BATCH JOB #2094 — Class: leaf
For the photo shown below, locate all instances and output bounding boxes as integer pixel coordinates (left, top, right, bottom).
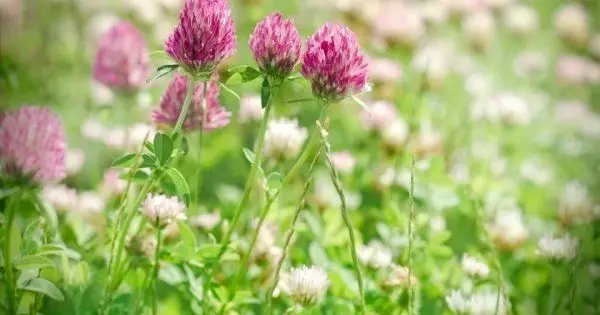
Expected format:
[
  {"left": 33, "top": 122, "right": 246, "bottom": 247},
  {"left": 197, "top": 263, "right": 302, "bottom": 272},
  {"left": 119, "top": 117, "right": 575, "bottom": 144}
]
[
  {"left": 242, "top": 148, "right": 256, "bottom": 165},
  {"left": 9, "top": 220, "right": 21, "bottom": 261},
  {"left": 177, "top": 221, "right": 197, "bottom": 260},
  {"left": 20, "top": 278, "right": 64, "bottom": 301},
  {"left": 430, "top": 245, "right": 453, "bottom": 258},
  {"left": 147, "top": 64, "right": 179, "bottom": 83},
  {"left": 217, "top": 82, "right": 240, "bottom": 100},
  {"left": 144, "top": 141, "right": 155, "bottom": 153},
  {"left": 302, "top": 212, "right": 323, "bottom": 238},
  {"left": 70, "top": 261, "right": 90, "bottom": 285},
  {"left": 195, "top": 244, "right": 221, "bottom": 261},
  {"left": 164, "top": 167, "right": 191, "bottom": 206},
  {"left": 0, "top": 187, "right": 20, "bottom": 200},
  {"left": 261, "top": 77, "right": 271, "bottom": 108},
  {"left": 153, "top": 132, "right": 174, "bottom": 165},
  {"left": 111, "top": 154, "right": 136, "bottom": 167},
  {"left": 37, "top": 244, "right": 81, "bottom": 260},
  {"left": 287, "top": 98, "right": 314, "bottom": 104},
  {"left": 226, "top": 66, "right": 261, "bottom": 85},
  {"left": 15, "top": 255, "right": 54, "bottom": 270},
  {"left": 350, "top": 95, "right": 370, "bottom": 111},
  {"left": 309, "top": 242, "right": 328, "bottom": 266},
  {"left": 140, "top": 154, "right": 157, "bottom": 168},
  {"left": 266, "top": 172, "right": 283, "bottom": 191}
]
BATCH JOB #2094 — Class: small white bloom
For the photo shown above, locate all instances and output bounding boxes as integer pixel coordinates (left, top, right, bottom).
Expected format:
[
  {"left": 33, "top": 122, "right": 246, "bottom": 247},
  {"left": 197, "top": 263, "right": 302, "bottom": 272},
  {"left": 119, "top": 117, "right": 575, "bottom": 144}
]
[
  {"left": 430, "top": 215, "right": 447, "bottom": 233},
  {"left": 382, "top": 119, "right": 410, "bottom": 151},
  {"left": 190, "top": 211, "right": 221, "bottom": 230},
  {"left": 251, "top": 220, "right": 278, "bottom": 259},
  {"left": 330, "top": 151, "right": 356, "bottom": 174},
  {"left": 558, "top": 181, "right": 595, "bottom": 225},
  {"left": 142, "top": 194, "right": 187, "bottom": 227},
  {"left": 104, "top": 127, "right": 127, "bottom": 149},
  {"left": 238, "top": 94, "right": 264, "bottom": 123},
  {"left": 461, "top": 254, "right": 490, "bottom": 278},
  {"left": 554, "top": 3, "right": 589, "bottom": 46},
  {"left": 368, "top": 57, "right": 403, "bottom": 84},
  {"left": 66, "top": 149, "right": 85, "bottom": 176},
  {"left": 468, "top": 290, "right": 509, "bottom": 315},
  {"left": 513, "top": 51, "right": 547, "bottom": 78},
  {"left": 127, "top": 123, "right": 156, "bottom": 149},
  {"left": 446, "top": 290, "right": 470, "bottom": 314},
  {"left": 383, "top": 264, "right": 417, "bottom": 288},
  {"left": 312, "top": 174, "right": 361, "bottom": 210},
  {"left": 358, "top": 240, "right": 393, "bottom": 269},
  {"left": 81, "top": 119, "right": 106, "bottom": 141},
  {"left": 77, "top": 191, "right": 106, "bottom": 215},
  {"left": 519, "top": 158, "right": 552, "bottom": 185},
  {"left": 489, "top": 209, "right": 529, "bottom": 250},
  {"left": 264, "top": 118, "right": 308, "bottom": 161},
  {"left": 360, "top": 100, "right": 398, "bottom": 133},
  {"left": 537, "top": 234, "right": 578, "bottom": 261},
  {"left": 280, "top": 265, "right": 329, "bottom": 306},
  {"left": 462, "top": 10, "right": 495, "bottom": 51},
  {"left": 90, "top": 81, "right": 114, "bottom": 105},
  {"left": 412, "top": 121, "right": 443, "bottom": 156},
  {"left": 42, "top": 185, "right": 78, "bottom": 213},
  {"left": 502, "top": 4, "right": 538, "bottom": 37}
]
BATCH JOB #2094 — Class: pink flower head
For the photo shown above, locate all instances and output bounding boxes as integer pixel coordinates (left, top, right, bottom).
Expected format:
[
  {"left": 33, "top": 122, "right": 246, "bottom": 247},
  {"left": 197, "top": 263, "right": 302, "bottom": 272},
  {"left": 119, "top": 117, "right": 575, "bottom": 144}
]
[
  {"left": 301, "top": 23, "right": 368, "bottom": 102},
  {"left": 0, "top": 106, "right": 66, "bottom": 184},
  {"left": 165, "top": 0, "right": 237, "bottom": 79},
  {"left": 152, "top": 74, "right": 231, "bottom": 132},
  {"left": 249, "top": 13, "right": 302, "bottom": 78},
  {"left": 93, "top": 21, "right": 149, "bottom": 91}
]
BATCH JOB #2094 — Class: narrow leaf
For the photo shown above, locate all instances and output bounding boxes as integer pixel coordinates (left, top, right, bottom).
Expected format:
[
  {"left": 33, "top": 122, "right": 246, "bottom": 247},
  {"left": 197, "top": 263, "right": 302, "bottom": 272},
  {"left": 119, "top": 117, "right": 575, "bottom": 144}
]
[
  {"left": 218, "top": 82, "right": 240, "bottom": 100},
  {"left": 164, "top": 167, "right": 191, "bottom": 206},
  {"left": 111, "top": 154, "right": 137, "bottom": 167},
  {"left": 287, "top": 98, "right": 314, "bottom": 104},
  {"left": 350, "top": 95, "right": 370, "bottom": 112},
  {"left": 226, "top": 66, "right": 261, "bottom": 85},
  {"left": 146, "top": 64, "right": 179, "bottom": 83},
  {"left": 242, "top": 148, "right": 256, "bottom": 165},
  {"left": 153, "top": 132, "right": 174, "bottom": 165},
  {"left": 20, "top": 278, "right": 64, "bottom": 301},
  {"left": 261, "top": 77, "right": 271, "bottom": 108}
]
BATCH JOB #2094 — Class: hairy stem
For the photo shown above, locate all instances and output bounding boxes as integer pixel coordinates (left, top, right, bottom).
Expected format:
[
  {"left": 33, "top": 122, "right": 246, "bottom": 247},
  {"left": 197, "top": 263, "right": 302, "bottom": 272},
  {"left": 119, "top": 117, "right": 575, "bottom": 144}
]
[
  {"left": 407, "top": 150, "right": 416, "bottom": 315},
  {"left": 3, "top": 191, "right": 20, "bottom": 315},
  {"left": 172, "top": 77, "right": 196, "bottom": 137},
  {"left": 318, "top": 120, "right": 367, "bottom": 314},
  {"left": 150, "top": 228, "right": 163, "bottom": 315},
  {"left": 195, "top": 81, "right": 209, "bottom": 205},
  {"left": 265, "top": 143, "right": 323, "bottom": 313}
]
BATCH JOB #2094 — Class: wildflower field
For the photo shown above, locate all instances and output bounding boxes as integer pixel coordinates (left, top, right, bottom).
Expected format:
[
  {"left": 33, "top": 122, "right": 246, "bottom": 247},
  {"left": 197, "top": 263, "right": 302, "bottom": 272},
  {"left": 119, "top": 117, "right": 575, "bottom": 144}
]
[{"left": 1, "top": 0, "right": 600, "bottom": 314}]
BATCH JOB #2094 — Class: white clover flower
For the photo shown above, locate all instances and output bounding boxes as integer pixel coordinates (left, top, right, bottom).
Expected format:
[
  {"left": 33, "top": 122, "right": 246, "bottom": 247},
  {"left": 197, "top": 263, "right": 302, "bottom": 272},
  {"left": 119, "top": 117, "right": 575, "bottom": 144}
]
[
  {"left": 446, "top": 290, "right": 470, "bottom": 314},
  {"left": 513, "top": 51, "right": 547, "bottom": 78},
  {"left": 251, "top": 219, "right": 278, "bottom": 259},
  {"left": 502, "top": 4, "right": 538, "bottom": 37},
  {"left": 190, "top": 211, "right": 221, "bottom": 230},
  {"left": 461, "top": 254, "right": 490, "bottom": 278},
  {"left": 90, "top": 81, "right": 114, "bottom": 105},
  {"left": 358, "top": 240, "right": 393, "bottom": 269},
  {"left": 558, "top": 181, "right": 596, "bottom": 225},
  {"left": 127, "top": 123, "right": 156, "bottom": 149},
  {"left": 554, "top": 3, "right": 589, "bottom": 46},
  {"left": 100, "top": 168, "right": 127, "bottom": 198},
  {"left": 104, "top": 127, "right": 127, "bottom": 149},
  {"left": 537, "top": 234, "right": 578, "bottom": 261},
  {"left": 142, "top": 194, "right": 187, "bottom": 227},
  {"left": 81, "top": 118, "right": 106, "bottom": 141},
  {"left": 264, "top": 118, "right": 308, "bottom": 161},
  {"left": 330, "top": 151, "right": 356, "bottom": 175},
  {"left": 413, "top": 41, "right": 454, "bottom": 89},
  {"left": 412, "top": 121, "right": 443, "bottom": 157},
  {"left": 41, "top": 185, "right": 78, "bottom": 213},
  {"left": 430, "top": 215, "right": 447, "bottom": 234},
  {"left": 367, "top": 56, "right": 403, "bottom": 84},
  {"left": 468, "top": 290, "right": 509, "bottom": 315},
  {"left": 382, "top": 119, "right": 410, "bottom": 151},
  {"left": 489, "top": 209, "right": 529, "bottom": 250},
  {"left": 519, "top": 158, "right": 552, "bottom": 185},
  {"left": 66, "top": 149, "right": 85, "bottom": 176},
  {"left": 462, "top": 10, "right": 495, "bottom": 51},
  {"left": 77, "top": 191, "right": 106, "bottom": 215},
  {"left": 383, "top": 264, "right": 418, "bottom": 288},
  {"left": 238, "top": 94, "right": 263, "bottom": 123},
  {"left": 372, "top": 2, "right": 425, "bottom": 47},
  {"left": 280, "top": 265, "right": 329, "bottom": 306},
  {"left": 312, "top": 173, "right": 361, "bottom": 210},
  {"left": 360, "top": 100, "right": 398, "bottom": 133}
]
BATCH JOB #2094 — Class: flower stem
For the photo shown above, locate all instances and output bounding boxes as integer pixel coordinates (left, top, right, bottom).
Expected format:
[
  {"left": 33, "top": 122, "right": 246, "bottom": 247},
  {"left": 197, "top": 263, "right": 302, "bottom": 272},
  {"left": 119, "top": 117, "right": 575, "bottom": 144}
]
[
  {"left": 318, "top": 118, "right": 367, "bottom": 314},
  {"left": 217, "top": 84, "right": 276, "bottom": 258},
  {"left": 149, "top": 228, "right": 163, "bottom": 315},
  {"left": 194, "top": 81, "right": 208, "bottom": 206},
  {"left": 265, "top": 143, "right": 323, "bottom": 314},
  {"left": 172, "top": 77, "right": 196, "bottom": 137},
  {"left": 407, "top": 150, "right": 416, "bottom": 315},
  {"left": 546, "top": 264, "right": 558, "bottom": 315},
  {"left": 3, "top": 191, "right": 20, "bottom": 315}
]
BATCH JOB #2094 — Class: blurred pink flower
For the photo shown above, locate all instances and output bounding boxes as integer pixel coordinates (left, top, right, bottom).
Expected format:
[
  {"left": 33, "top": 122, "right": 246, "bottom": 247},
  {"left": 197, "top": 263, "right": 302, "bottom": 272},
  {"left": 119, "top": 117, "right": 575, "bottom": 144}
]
[
  {"left": 101, "top": 168, "right": 127, "bottom": 198},
  {"left": 367, "top": 56, "right": 403, "bottom": 84},
  {"left": 249, "top": 13, "right": 301, "bottom": 78},
  {"left": 372, "top": 2, "right": 425, "bottom": 47},
  {"left": 152, "top": 74, "right": 231, "bottom": 132},
  {"left": 330, "top": 151, "right": 356, "bottom": 174},
  {"left": 0, "top": 106, "right": 66, "bottom": 184},
  {"left": 301, "top": 23, "right": 368, "bottom": 102},
  {"left": 556, "top": 55, "right": 596, "bottom": 86},
  {"left": 93, "top": 21, "right": 149, "bottom": 91},
  {"left": 360, "top": 100, "right": 398, "bottom": 133},
  {"left": 165, "top": 0, "right": 236, "bottom": 78}
]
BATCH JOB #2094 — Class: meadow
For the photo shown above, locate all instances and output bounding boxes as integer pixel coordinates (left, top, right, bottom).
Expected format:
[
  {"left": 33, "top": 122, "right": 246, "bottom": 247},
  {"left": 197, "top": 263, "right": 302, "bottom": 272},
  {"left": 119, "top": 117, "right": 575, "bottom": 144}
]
[{"left": 1, "top": 0, "right": 600, "bottom": 314}]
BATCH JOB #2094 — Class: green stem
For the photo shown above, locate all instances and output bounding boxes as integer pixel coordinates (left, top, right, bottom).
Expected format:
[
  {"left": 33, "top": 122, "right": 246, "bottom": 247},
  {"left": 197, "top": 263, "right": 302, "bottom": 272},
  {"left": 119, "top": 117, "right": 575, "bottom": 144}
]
[
  {"left": 547, "top": 264, "right": 558, "bottom": 315},
  {"left": 195, "top": 81, "right": 209, "bottom": 206},
  {"left": 149, "top": 228, "right": 163, "bottom": 315},
  {"left": 217, "top": 84, "right": 276, "bottom": 258},
  {"left": 3, "top": 192, "right": 19, "bottom": 315},
  {"left": 319, "top": 117, "right": 367, "bottom": 314},
  {"left": 407, "top": 150, "right": 416, "bottom": 315},
  {"left": 172, "top": 77, "right": 196, "bottom": 137},
  {"left": 265, "top": 143, "right": 323, "bottom": 314}
]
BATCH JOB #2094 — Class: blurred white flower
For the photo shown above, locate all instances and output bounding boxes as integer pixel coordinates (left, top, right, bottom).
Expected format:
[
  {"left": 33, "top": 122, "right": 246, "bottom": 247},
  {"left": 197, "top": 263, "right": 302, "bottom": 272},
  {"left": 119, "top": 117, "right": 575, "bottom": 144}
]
[
  {"left": 489, "top": 209, "right": 529, "bottom": 250},
  {"left": 190, "top": 211, "right": 221, "bottom": 230},
  {"left": 556, "top": 55, "right": 594, "bottom": 86},
  {"left": 461, "top": 254, "right": 490, "bottom": 278},
  {"left": 81, "top": 118, "right": 106, "bottom": 141},
  {"left": 87, "top": 13, "right": 119, "bottom": 39},
  {"left": 485, "top": 0, "right": 515, "bottom": 9},
  {"left": 450, "top": 163, "right": 471, "bottom": 184},
  {"left": 127, "top": 123, "right": 156, "bottom": 149},
  {"left": 446, "top": 290, "right": 470, "bottom": 314},
  {"left": 238, "top": 94, "right": 264, "bottom": 123},
  {"left": 590, "top": 35, "right": 600, "bottom": 59},
  {"left": 513, "top": 51, "right": 547, "bottom": 78},
  {"left": 42, "top": 185, "right": 78, "bottom": 213},
  {"left": 66, "top": 149, "right": 85, "bottom": 176},
  {"left": 471, "top": 93, "right": 531, "bottom": 125},
  {"left": 104, "top": 127, "right": 127, "bottom": 149},
  {"left": 264, "top": 118, "right": 308, "bottom": 161},
  {"left": 360, "top": 100, "right": 398, "bottom": 133},
  {"left": 126, "top": 0, "right": 161, "bottom": 24},
  {"left": 279, "top": 265, "right": 329, "bottom": 306},
  {"left": 468, "top": 289, "right": 509, "bottom": 315},
  {"left": 502, "top": 4, "right": 538, "bottom": 37},
  {"left": 383, "top": 264, "right": 418, "bottom": 288},
  {"left": 413, "top": 41, "right": 454, "bottom": 89},
  {"left": 554, "top": 3, "right": 589, "bottom": 46},
  {"left": 418, "top": 0, "right": 449, "bottom": 24},
  {"left": 430, "top": 215, "right": 447, "bottom": 233},
  {"left": 373, "top": 2, "right": 425, "bottom": 47},
  {"left": 142, "top": 194, "right": 187, "bottom": 227},
  {"left": 382, "top": 119, "right": 410, "bottom": 151},
  {"left": 558, "top": 181, "right": 596, "bottom": 225},
  {"left": 519, "top": 158, "right": 552, "bottom": 185},
  {"left": 100, "top": 168, "right": 127, "bottom": 198},
  {"left": 367, "top": 56, "right": 403, "bottom": 84},
  {"left": 90, "top": 81, "right": 114, "bottom": 105},
  {"left": 77, "top": 191, "right": 106, "bottom": 215},
  {"left": 312, "top": 174, "right": 361, "bottom": 210},
  {"left": 462, "top": 10, "right": 495, "bottom": 51},
  {"left": 251, "top": 219, "right": 277, "bottom": 259},
  {"left": 412, "top": 121, "right": 443, "bottom": 157},
  {"left": 358, "top": 240, "right": 393, "bottom": 269},
  {"left": 330, "top": 151, "right": 356, "bottom": 175},
  {"left": 537, "top": 234, "right": 578, "bottom": 261}
]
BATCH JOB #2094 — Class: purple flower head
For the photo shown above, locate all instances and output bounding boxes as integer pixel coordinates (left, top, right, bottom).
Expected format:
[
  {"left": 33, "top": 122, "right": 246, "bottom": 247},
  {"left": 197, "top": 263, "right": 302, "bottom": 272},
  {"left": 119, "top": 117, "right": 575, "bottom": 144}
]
[
  {"left": 165, "top": 0, "right": 237, "bottom": 79},
  {"left": 249, "top": 13, "right": 302, "bottom": 78},
  {"left": 301, "top": 23, "right": 368, "bottom": 102},
  {"left": 152, "top": 74, "right": 231, "bottom": 132},
  {"left": 0, "top": 106, "right": 67, "bottom": 184},
  {"left": 93, "top": 21, "right": 150, "bottom": 91}
]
